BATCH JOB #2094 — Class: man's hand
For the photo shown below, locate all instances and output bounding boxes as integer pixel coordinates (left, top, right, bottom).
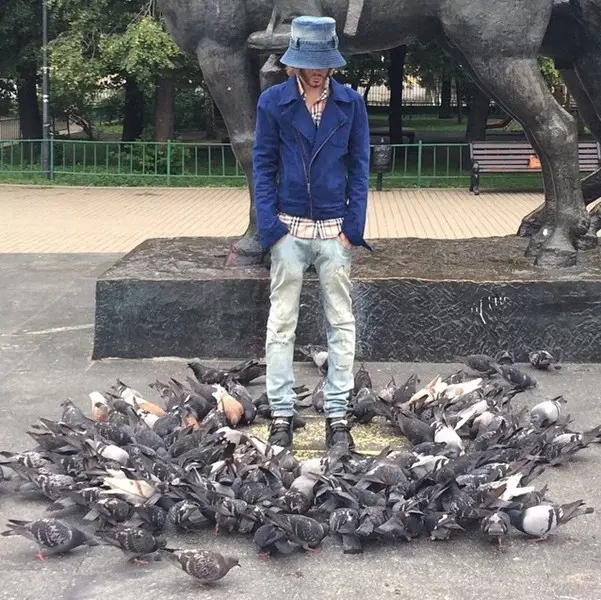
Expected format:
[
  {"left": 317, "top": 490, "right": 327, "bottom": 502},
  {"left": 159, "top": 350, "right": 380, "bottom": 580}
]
[{"left": 338, "top": 232, "right": 353, "bottom": 250}]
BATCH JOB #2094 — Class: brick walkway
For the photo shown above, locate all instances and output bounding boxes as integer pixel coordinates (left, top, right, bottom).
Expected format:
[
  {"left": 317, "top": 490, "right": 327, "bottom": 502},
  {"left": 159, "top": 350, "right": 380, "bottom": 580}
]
[{"left": 0, "top": 185, "right": 542, "bottom": 253}]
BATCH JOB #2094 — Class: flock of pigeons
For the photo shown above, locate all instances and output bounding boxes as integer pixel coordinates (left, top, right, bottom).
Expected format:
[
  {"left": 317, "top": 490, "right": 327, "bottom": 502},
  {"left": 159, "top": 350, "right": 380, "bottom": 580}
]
[{"left": 0, "top": 349, "right": 598, "bottom": 585}]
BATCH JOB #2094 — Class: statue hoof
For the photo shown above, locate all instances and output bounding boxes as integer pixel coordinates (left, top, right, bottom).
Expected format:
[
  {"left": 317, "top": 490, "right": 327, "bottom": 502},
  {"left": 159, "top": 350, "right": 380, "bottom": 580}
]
[{"left": 533, "top": 246, "right": 577, "bottom": 268}]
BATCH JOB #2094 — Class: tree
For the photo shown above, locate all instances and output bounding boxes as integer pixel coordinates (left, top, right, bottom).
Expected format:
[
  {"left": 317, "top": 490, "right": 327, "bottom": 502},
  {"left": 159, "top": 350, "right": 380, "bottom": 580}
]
[
  {"left": 339, "top": 53, "right": 387, "bottom": 104},
  {"left": 388, "top": 46, "right": 407, "bottom": 144},
  {"left": 0, "top": 0, "right": 43, "bottom": 140},
  {"left": 101, "top": 12, "right": 186, "bottom": 141}
]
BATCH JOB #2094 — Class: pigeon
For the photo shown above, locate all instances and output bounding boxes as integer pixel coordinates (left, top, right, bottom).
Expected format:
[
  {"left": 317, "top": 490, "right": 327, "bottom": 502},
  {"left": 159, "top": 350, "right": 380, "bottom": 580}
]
[
  {"left": 160, "top": 548, "right": 240, "bottom": 583},
  {"left": 530, "top": 396, "right": 566, "bottom": 428},
  {"left": 495, "top": 365, "right": 537, "bottom": 390},
  {"left": 390, "top": 374, "right": 420, "bottom": 406},
  {"left": 253, "top": 523, "right": 297, "bottom": 556},
  {"left": 506, "top": 500, "right": 594, "bottom": 540},
  {"left": 390, "top": 406, "right": 434, "bottom": 446},
  {"left": 348, "top": 387, "right": 381, "bottom": 424},
  {"left": 457, "top": 354, "right": 499, "bottom": 376},
  {"left": 298, "top": 344, "right": 328, "bottom": 373},
  {"left": 432, "top": 414, "right": 465, "bottom": 457},
  {"left": 212, "top": 385, "right": 245, "bottom": 427},
  {"left": 60, "top": 399, "right": 90, "bottom": 427},
  {"left": 329, "top": 508, "right": 362, "bottom": 554},
  {"left": 528, "top": 350, "right": 560, "bottom": 371},
  {"left": 280, "top": 475, "right": 317, "bottom": 514},
  {"left": 481, "top": 511, "right": 511, "bottom": 550},
  {"left": 167, "top": 500, "right": 210, "bottom": 532},
  {"left": 228, "top": 359, "right": 266, "bottom": 385},
  {"left": 312, "top": 377, "right": 326, "bottom": 413},
  {"left": 494, "top": 350, "right": 515, "bottom": 366},
  {"left": 96, "top": 526, "right": 166, "bottom": 562},
  {"left": 424, "top": 512, "right": 464, "bottom": 541},
  {"left": 188, "top": 361, "right": 230, "bottom": 385},
  {"left": 84, "top": 497, "right": 133, "bottom": 526},
  {"left": 2, "top": 518, "right": 98, "bottom": 560},
  {"left": 265, "top": 511, "right": 328, "bottom": 551},
  {"left": 354, "top": 364, "right": 372, "bottom": 392}
]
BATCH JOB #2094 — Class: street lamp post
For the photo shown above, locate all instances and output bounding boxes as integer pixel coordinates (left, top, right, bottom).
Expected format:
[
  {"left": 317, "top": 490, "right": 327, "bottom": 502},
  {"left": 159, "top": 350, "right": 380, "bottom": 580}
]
[{"left": 41, "top": 0, "right": 51, "bottom": 179}]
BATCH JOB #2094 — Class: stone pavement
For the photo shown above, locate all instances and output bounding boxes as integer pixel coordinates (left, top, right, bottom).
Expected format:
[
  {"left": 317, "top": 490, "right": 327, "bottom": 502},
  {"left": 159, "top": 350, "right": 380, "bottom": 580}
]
[
  {"left": 0, "top": 185, "right": 542, "bottom": 252},
  {"left": 0, "top": 254, "right": 600, "bottom": 600}
]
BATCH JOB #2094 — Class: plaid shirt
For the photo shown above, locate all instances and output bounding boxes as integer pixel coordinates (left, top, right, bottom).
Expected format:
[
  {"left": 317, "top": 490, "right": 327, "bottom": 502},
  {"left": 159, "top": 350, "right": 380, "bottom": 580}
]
[{"left": 279, "top": 76, "right": 342, "bottom": 240}]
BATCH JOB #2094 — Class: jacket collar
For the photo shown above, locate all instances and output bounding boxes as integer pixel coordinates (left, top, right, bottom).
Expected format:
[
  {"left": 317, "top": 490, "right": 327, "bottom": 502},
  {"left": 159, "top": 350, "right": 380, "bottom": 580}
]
[{"left": 279, "top": 76, "right": 352, "bottom": 149}]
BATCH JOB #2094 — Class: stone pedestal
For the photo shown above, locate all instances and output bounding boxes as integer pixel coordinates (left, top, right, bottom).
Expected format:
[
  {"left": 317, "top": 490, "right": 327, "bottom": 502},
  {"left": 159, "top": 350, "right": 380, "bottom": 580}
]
[{"left": 92, "top": 236, "right": 601, "bottom": 361}]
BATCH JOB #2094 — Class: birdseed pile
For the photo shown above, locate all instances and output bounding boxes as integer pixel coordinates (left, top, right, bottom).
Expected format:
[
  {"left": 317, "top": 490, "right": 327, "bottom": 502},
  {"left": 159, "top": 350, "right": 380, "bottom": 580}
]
[{"left": 0, "top": 351, "right": 599, "bottom": 585}]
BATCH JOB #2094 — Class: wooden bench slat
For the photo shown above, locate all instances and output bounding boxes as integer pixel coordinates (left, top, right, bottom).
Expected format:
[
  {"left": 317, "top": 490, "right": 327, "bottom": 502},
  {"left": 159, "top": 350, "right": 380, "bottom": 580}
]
[{"left": 469, "top": 141, "right": 600, "bottom": 192}]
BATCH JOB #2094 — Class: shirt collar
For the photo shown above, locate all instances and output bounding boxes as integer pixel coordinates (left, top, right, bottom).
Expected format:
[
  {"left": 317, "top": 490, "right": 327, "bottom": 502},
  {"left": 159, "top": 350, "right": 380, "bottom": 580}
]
[{"left": 296, "top": 75, "right": 330, "bottom": 101}]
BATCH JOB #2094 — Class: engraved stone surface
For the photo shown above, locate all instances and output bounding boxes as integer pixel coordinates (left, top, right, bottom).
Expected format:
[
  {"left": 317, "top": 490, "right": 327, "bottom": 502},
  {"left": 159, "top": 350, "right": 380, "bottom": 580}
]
[{"left": 93, "top": 236, "right": 601, "bottom": 361}]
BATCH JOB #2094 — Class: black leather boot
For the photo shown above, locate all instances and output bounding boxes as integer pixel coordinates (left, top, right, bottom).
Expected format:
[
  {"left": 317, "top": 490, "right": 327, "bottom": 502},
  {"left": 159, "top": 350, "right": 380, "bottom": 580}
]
[{"left": 325, "top": 418, "right": 355, "bottom": 450}]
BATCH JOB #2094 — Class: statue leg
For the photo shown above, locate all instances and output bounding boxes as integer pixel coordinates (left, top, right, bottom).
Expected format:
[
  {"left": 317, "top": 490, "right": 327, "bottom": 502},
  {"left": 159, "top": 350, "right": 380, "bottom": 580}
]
[
  {"left": 454, "top": 57, "right": 588, "bottom": 267},
  {"left": 561, "top": 66, "right": 601, "bottom": 249},
  {"left": 196, "top": 44, "right": 263, "bottom": 266},
  {"left": 518, "top": 52, "right": 601, "bottom": 243}
]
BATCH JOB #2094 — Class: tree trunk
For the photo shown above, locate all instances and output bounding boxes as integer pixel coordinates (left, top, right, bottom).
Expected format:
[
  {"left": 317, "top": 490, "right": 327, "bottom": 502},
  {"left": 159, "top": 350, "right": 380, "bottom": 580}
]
[
  {"left": 154, "top": 77, "right": 175, "bottom": 142},
  {"left": 201, "top": 81, "right": 217, "bottom": 140},
  {"left": 438, "top": 73, "right": 453, "bottom": 119},
  {"left": 455, "top": 78, "right": 463, "bottom": 124},
  {"left": 362, "top": 84, "right": 371, "bottom": 105},
  {"left": 465, "top": 85, "right": 490, "bottom": 141},
  {"left": 388, "top": 45, "right": 407, "bottom": 144},
  {"left": 16, "top": 66, "right": 42, "bottom": 140},
  {"left": 122, "top": 77, "right": 145, "bottom": 142}
]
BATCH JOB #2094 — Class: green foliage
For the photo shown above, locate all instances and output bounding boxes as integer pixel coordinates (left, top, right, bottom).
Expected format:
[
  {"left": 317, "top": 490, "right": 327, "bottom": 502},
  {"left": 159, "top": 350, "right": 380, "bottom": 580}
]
[
  {"left": 101, "top": 16, "right": 182, "bottom": 85},
  {"left": 0, "top": 0, "right": 42, "bottom": 74},
  {"left": 340, "top": 53, "right": 387, "bottom": 90},
  {"left": 538, "top": 57, "right": 562, "bottom": 90}
]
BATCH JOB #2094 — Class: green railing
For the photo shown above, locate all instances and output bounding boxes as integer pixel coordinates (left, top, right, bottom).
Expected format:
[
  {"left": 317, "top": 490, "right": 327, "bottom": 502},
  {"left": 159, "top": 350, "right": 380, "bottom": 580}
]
[{"left": 0, "top": 138, "right": 540, "bottom": 189}]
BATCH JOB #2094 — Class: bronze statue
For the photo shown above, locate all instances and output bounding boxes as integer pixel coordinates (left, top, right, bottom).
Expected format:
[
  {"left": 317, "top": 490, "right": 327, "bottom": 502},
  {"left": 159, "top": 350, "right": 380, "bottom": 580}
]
[{"left": 158, "top": 0, "right": 601, "bottom": 268}]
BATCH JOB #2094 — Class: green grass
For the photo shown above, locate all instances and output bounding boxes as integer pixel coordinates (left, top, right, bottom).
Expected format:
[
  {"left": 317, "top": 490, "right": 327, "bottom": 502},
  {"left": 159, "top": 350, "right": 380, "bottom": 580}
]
[{"left": 0, "top": 169, "right": 543, "bottom": 191}]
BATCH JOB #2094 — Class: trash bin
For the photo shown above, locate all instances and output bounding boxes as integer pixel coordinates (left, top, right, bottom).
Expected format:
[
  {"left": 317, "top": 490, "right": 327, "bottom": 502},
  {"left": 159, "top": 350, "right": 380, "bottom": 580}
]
[{"left": 371, "top": 137, "right": 393, "bottom": 191}]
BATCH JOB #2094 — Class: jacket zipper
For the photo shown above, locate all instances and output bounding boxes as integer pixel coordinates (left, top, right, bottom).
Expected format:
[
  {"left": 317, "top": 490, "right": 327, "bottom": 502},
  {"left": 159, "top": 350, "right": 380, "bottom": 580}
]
[{"left": 295, "top": 123, "right": 345, "bottom": 220}]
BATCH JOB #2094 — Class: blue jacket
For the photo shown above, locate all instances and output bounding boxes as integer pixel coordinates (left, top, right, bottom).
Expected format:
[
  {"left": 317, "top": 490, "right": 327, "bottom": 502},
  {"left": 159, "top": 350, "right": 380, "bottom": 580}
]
[{"left": 253, "top": 76, "right": 371, "bottom": 250}]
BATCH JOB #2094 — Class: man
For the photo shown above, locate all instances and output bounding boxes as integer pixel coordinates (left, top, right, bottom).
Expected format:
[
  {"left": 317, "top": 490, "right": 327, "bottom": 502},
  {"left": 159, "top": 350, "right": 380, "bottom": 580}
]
[{"left": 253, "top": 16, "right": 370, "bottom": 450}]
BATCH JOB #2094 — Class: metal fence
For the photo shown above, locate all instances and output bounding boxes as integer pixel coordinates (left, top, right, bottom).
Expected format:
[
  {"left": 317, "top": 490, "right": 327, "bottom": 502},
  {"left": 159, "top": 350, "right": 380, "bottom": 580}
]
[
  {"left": 0, "top": 139, "right": 474, "bottom": 186},
  {"left": 359, "top": 84, "right": 461, "bottom": 108}
]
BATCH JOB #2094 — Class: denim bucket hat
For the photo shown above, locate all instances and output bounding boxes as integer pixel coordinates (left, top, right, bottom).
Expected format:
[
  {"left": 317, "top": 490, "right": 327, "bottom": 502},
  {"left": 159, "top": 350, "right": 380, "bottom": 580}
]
[{"left": 280, "top": 16, "right": 346, "bottom": 69}]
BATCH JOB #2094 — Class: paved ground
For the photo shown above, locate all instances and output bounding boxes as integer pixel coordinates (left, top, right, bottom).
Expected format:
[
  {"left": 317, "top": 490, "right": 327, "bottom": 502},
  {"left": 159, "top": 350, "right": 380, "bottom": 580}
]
[
  {"left": 0, "top": 185, "right": 543, "bottom": 252},
  {"left": 0, "top": 254, "right": 600, "bottom": 600}
]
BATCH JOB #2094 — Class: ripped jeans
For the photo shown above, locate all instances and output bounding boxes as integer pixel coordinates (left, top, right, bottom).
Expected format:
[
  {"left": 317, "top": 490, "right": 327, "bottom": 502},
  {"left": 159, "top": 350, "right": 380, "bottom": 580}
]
[{"left": 266, "top": 234, "right": 355, "bottom": 418}]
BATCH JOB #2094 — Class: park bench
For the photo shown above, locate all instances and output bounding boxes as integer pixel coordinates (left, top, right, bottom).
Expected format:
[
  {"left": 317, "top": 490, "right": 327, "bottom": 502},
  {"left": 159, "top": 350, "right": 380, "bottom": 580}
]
[{"left": 469, "top": 140, "right": 601, "bottom": 194}]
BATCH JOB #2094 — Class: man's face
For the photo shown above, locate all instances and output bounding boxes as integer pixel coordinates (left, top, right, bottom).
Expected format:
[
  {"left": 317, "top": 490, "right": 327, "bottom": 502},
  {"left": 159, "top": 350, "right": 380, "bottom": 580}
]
[{"left": 299, "top": 68, "right": 330, "bottom": 88}]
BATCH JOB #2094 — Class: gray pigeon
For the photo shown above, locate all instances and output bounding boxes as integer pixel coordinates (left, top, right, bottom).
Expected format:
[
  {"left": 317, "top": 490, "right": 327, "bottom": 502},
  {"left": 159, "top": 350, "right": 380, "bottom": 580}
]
[
  {"left": 496, "top": 365, "right": 537, "bottom": 390},
  {"left": 160, "top": 548, "right": 240, "bottom": 583},
  {"left": 481, "top": 511, "right": 511, "bottom": 550},
  {"left": 2, "top": 518, "right": 97, "bottom": 559},
  {"left": 528, "top": 350, "right": 560, "bottom": 371},
  {"left": 95, "top": 526, "right": 166, "bottom": 562},
  {"left": 507, "top": 500, "right": 593, "bottom": 540},
  {"left": 329, "top": 508, "right": 362, "bottom": 554},
  {"left": 530, "top": 396, "right": 566, "bottom": 428},
  {"left": 457, "top": 354, "right": 499, "bottom": 375}
]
